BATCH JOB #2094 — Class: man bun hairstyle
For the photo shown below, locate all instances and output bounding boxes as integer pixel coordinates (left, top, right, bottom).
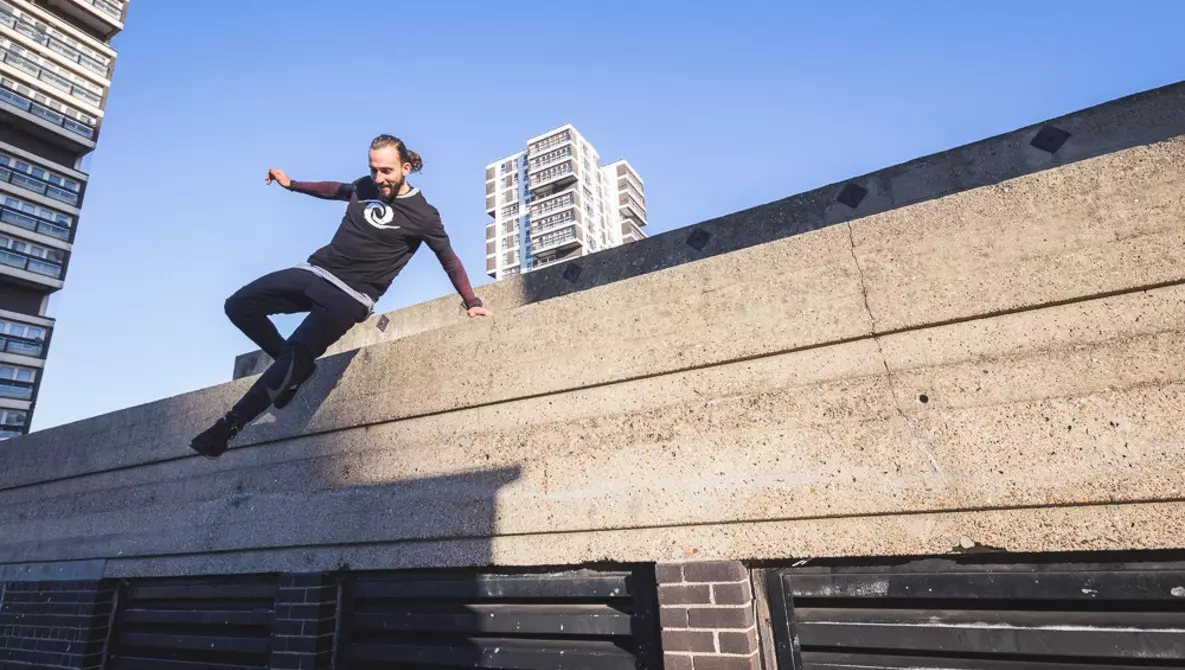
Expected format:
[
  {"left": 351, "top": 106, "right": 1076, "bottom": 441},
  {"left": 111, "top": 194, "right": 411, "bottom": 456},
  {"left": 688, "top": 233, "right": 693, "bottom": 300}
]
[{"left": 371, "top": 134, "right": 423, "bottom": 173}]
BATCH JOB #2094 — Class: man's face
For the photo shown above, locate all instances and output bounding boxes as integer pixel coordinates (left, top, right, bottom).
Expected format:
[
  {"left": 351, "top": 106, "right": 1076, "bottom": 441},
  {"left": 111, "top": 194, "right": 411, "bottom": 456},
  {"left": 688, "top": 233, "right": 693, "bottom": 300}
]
[{"left": 370, "top": 147, "right": 410, "bottom": 201}]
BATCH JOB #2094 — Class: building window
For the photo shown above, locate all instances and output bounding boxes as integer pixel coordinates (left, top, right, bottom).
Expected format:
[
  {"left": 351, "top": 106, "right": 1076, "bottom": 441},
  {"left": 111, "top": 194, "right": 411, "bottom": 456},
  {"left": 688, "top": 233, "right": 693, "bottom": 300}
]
[
  {"left": 0, "top": 234, "right": 64, "bottom": 277},
  {"left": 0, "top": 152, "right": 82, "bottom": 205},
  {"left": 0, "top": 38, "right": 105, "bottom": 107},
  {"left": 0, "top": 1, "right": 113, "bottom": 76}
]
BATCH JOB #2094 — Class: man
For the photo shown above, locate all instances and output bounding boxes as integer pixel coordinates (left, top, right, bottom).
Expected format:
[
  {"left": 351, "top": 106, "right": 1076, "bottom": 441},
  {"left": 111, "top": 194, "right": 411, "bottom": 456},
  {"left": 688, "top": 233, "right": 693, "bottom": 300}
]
[{"left": 189, "top": 134, "right": 489, "bottom": 458}]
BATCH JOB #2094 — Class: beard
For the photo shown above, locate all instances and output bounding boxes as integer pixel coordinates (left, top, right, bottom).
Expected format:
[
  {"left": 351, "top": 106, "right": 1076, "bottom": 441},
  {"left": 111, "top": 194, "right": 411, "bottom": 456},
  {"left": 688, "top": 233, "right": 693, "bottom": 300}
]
[{"left": 378, "top": 176, "right": 406, "bottom": 203}]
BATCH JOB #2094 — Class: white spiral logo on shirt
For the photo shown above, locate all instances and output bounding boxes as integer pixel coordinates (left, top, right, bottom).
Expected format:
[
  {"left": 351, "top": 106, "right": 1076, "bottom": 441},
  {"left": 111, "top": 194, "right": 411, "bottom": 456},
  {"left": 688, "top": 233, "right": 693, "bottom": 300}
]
[{"left": 362, "top": 201, "right": 398, "bottom": 229}]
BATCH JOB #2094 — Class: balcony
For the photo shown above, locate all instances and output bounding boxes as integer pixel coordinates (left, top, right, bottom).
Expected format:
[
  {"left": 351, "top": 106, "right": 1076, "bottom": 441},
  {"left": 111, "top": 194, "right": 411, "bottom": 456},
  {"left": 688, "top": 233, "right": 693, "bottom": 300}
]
[
  {"left": 40, "top": 0, "right": 124, "bottom": 40},
  {"left": 0, "top": 39, "right": 103, "bottom": 109},
  {"left": 0, "top": 76, "right": 96, "bottom": 151},
  {"left": 619, "top": 192, "right": 646, "bottom": 220},
  {"left": 529, "top": 190, "right": 577, "bottom": 218},
  {"left": 527, "top": 145, "right": 573, "bottom": 172},
  {"left": 0, "top": 377, "right": 32, "bottom": 400},
  {"left": 530, "top": 207, "right": 579, "bottom": 236},
  {"left": 531, "top": 224, "right": 581, "bottom": 255},
  {"left": 617, "top": 172, "right": 643, "bottom": 199},
  {"left": 0, "top": 1, "right": 113, "bottom": 78},
  {"left": 528, "top": 130, "right": 572, "bottom": 157},
  {"left": 0, "top": 199, "right": 73, "bottom": 241},
  {"left": 0, "top": 158, "right": 81, "bottom": 207},
  {"left": 0, "top": 241, "right": 65, "bottom": 285},
  {"left": 528, "top": 160, "right": 577, "bottom": 194},
  {"left": 0, "top": 332, "right": 44, "bottom": 358}
]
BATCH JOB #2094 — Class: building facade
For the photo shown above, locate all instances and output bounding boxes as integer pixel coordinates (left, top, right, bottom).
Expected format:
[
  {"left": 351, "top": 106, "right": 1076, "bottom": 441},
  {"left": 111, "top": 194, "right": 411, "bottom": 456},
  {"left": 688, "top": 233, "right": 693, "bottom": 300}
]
[
  {"left": 0, "top": 0, "right": 126, "bottom": 438},
  {"left": 485, "top": 124, "right": 647, "bottom": 280}
]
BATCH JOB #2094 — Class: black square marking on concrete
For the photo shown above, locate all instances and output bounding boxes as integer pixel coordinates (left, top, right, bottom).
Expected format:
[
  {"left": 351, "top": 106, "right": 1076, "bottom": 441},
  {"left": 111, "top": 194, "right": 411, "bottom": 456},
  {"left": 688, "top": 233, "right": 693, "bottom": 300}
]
[
  {"left": 376, "top": 315, "right": 389, "bottom": 332},
  {"left": 687, "top": 228, "right": 711, "bottom": 251},
  {"left": 1030, "top": 125, "right": 1071, "bottom": 154},
  {"left": 836, "top": 183, "right": 868, "bottom": 209},
  {"left": 562, "top": 263, "right": 583, "bottom": 283}
]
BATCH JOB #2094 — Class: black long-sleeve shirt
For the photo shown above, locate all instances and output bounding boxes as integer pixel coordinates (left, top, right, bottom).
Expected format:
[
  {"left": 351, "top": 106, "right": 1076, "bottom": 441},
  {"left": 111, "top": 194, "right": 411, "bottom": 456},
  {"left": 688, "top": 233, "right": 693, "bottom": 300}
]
[{"left": 287, "top": 177, "right": 482, "bottom": 309}]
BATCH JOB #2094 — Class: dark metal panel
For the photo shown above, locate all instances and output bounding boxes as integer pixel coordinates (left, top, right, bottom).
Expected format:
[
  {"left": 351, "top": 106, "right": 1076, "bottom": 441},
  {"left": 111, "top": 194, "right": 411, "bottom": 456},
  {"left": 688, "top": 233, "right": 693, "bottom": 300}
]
[
  {"left": 765, "top": 568, "right": 802, "bottom": 670},
  {"left": 110, "top": 657, "right": 266, "bottom": 670},
  {"left": 126, "top": 581, "right": 277, "bottom": 602},
  {"left": 105, "top": 574, "right": 276, "bottom": 670},
  {"left": 351, "top": 604, "right": 633, "bottom": 636},
  {"left": 787, "top": 569, "right": 1185, "bottom": 601},
  {"left": 769, "top": 560, "right": 1185, "bottom": 669},
  {"left": 340, "top": 566, "right": 658, "bottom": 670},
  {"left": 352, "top": 572, "right": 634, "bottom": 600},
  {"left": 119, "top": 608, "right": 273, "bottom": 627},
  {"left": 117, "top": 632, "right": 271, "bottom": 655},
  {"left": 349, "top": 638, "right": 640, "bottom": 670},
  {"left": 796, "top": 615, "right": 1185, "bottom": 660},
  {"left": 800, "top": 651, "right": 1185, "bottom": 670}
]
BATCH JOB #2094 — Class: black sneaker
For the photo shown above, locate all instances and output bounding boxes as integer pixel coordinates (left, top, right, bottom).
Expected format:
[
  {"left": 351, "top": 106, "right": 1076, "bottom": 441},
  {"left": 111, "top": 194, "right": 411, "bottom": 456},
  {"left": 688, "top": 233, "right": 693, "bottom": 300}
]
[
  {"left": 189, "top": 414, "right": 242, "bottom": 459},
  {"left": 272, "top": 361, "right": 317, "bottom": 410}
]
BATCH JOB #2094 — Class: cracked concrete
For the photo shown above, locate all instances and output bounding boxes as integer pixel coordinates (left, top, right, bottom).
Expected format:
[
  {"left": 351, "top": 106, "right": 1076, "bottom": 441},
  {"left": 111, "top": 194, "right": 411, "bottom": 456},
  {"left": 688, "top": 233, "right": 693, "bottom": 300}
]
[{"left": 848, "top": 219, "right": 949, "bottom": 483}]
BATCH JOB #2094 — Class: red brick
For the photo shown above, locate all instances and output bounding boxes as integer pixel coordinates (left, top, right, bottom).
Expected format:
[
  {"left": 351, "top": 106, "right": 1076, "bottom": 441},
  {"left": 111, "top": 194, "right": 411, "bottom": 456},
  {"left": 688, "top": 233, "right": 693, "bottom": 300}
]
[
  {"left": 718, "top": 629, "right": 758, "bottom": 655},
  {"left": 656, "top": 563, "right": 684, "bottom": 584},
  {"left": 658, "top": 584, "right": 711, "bottom": 606},
  {"left": 712, "top": 581, "right": 753, "bottom": 605},
  {"left": 688, "top": 606, "right": 754, "bottom": 629},
  {"left": 694, "top": 653, "right": 760, "bottom": 670},
  {"left": 662, "top": 629, "right": 715, "bottom": 653},
  {"left": 664, "top": 653, "right": 695, "bottom": 670},
  {"left": 683, "top": 561, "right": 747, "bottom": 584},
  {"left": 660, "top": 606, "right": 689, "bottom": 628}
]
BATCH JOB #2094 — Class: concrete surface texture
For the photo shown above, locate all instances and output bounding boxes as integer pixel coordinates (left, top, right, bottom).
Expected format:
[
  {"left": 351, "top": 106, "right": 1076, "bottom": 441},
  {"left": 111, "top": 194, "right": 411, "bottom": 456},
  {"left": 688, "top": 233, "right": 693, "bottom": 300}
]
[{"left": 1, "top": 81, "right": 1183, "bottom": 579}]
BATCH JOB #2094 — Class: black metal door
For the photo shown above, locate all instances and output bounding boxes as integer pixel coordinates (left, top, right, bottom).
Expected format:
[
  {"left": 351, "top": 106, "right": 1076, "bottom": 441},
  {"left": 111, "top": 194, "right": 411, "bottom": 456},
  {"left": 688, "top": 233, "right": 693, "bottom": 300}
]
[
  {"left": 105, "top": 574, "right": 278, "bottom": 669},
  {"left": 336, "top": 565, "right": 661, "bottom": 669},
  {"left": 766, "top": 557, "right": 1185, "bottom": 669}
]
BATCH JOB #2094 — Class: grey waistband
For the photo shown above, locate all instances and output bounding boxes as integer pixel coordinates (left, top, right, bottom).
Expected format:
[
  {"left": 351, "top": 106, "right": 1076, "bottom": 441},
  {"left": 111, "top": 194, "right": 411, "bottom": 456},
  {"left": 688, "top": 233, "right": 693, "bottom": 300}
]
[{"left": 293, "top": 263, "right": 375, "bottom": 313}]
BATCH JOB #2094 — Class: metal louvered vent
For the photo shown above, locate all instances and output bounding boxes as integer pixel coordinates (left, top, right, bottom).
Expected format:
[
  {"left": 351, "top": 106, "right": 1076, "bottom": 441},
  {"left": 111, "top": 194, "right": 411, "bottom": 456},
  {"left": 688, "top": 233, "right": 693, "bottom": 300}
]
[
  {"left": 767, "top": 558, "right": 1185, "bottom": 669},
  {"left": 337, "top": 566, "right": 660, "bottom": 669},
  {"left": 106, "top": 575, "right": 278, "bottom": 670}
]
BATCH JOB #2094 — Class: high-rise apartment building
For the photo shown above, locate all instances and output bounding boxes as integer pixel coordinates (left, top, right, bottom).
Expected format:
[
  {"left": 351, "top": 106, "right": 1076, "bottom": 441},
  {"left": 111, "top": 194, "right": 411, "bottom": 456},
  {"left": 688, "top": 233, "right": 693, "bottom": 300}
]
[
  {"left": 485, "top": 124, "right": 647, "bottom": 280},
  {"left": 0, "top": 0, "right": 126, "bottom": 439}
]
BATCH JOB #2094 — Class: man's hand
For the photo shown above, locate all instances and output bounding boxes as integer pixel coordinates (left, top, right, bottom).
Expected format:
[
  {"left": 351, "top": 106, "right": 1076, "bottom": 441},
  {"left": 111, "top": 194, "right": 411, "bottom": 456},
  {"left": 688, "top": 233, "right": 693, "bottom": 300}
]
[
  {"left": 265, "top": 168, "right": 292, "bottom": 189},
  {"left": 467, "top": 306, "right": 490, "bottom": 318}
]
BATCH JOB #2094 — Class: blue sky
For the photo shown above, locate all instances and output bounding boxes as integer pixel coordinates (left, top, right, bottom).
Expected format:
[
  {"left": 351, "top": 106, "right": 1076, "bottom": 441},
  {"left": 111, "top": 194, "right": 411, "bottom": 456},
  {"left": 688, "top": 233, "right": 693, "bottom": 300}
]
[{"left": 30, "top": 0, "right": 1185, "bottom": 431}]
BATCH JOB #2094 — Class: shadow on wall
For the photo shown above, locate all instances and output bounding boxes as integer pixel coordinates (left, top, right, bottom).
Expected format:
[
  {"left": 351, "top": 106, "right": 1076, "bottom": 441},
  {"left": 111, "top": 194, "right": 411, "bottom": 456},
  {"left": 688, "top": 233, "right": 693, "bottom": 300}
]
[{"left": 96, "top": 345, "right": 658, "bottom": 668}]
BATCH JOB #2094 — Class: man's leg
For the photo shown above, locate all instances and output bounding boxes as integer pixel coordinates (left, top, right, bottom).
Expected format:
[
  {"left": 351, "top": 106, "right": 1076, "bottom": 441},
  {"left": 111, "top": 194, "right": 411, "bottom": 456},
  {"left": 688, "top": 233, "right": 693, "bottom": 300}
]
[
  {"left": 224, "top": 269, "right": 314, "bottom": 361},
  {"left": 190, "top": 277, "right": 367, "bottom": 458}
]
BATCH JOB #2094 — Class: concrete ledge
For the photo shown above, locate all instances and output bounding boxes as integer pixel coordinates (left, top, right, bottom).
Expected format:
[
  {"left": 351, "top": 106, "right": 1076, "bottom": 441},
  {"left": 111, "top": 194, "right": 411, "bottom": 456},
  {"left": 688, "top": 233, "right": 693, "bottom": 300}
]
[
  {"left": 2, "top": 82, "right": 1184, "bottom": 578},
  {"left": 5, "top": 131, "right": 1183, "bottom": 490}
]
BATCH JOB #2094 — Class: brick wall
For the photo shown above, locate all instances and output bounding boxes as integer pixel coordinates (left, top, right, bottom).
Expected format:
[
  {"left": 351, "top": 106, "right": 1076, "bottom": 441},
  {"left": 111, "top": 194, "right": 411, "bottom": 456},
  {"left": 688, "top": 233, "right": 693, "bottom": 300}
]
[
  {"left": 269, "top": 573, "right": 338, "bottom": 670},
  {"left": 657, "top": 561, "right": 761, "bottom": 669},
  {"left": 0, "top": 580, "right": 115, "bottom": 669}
]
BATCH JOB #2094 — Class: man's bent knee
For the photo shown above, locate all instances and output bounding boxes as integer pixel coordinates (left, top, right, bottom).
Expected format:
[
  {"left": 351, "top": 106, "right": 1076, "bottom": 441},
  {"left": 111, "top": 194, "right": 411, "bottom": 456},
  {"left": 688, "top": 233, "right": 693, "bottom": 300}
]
[{"left": 224, "top": 292, "right": 251, "bottom": 320}]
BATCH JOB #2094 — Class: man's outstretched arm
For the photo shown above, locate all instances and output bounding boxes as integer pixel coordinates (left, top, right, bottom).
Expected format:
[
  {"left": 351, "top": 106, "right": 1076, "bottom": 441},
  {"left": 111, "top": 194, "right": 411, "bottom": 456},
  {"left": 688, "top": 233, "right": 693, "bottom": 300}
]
[
  {"left": 423, "top": 217, "right": 487, "bottom": 315},
  {"left": 266, "top": 168, "right": 355, "bottom": 201}
]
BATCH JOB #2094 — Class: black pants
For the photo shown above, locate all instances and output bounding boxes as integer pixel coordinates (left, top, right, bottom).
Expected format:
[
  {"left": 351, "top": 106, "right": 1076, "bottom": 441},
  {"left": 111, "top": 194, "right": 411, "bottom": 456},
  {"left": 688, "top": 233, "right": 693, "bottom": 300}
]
[{"left": 223, "top": 268, "right": 368, "bottom": 423}]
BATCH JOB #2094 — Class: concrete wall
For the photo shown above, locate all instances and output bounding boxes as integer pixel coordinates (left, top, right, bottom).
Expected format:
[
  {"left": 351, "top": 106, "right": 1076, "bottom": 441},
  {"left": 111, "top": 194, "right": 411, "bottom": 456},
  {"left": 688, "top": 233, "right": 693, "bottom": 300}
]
[{"left": 2, "top": 81, "right": 1184, "bottom": 583}]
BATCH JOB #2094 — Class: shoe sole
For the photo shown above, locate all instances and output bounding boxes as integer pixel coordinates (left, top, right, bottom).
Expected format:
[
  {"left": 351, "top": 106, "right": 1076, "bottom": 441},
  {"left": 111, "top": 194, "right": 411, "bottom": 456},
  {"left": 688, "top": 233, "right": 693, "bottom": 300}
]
[{"left": 189, "top": 441, "right": 225, "bottom": 459}]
